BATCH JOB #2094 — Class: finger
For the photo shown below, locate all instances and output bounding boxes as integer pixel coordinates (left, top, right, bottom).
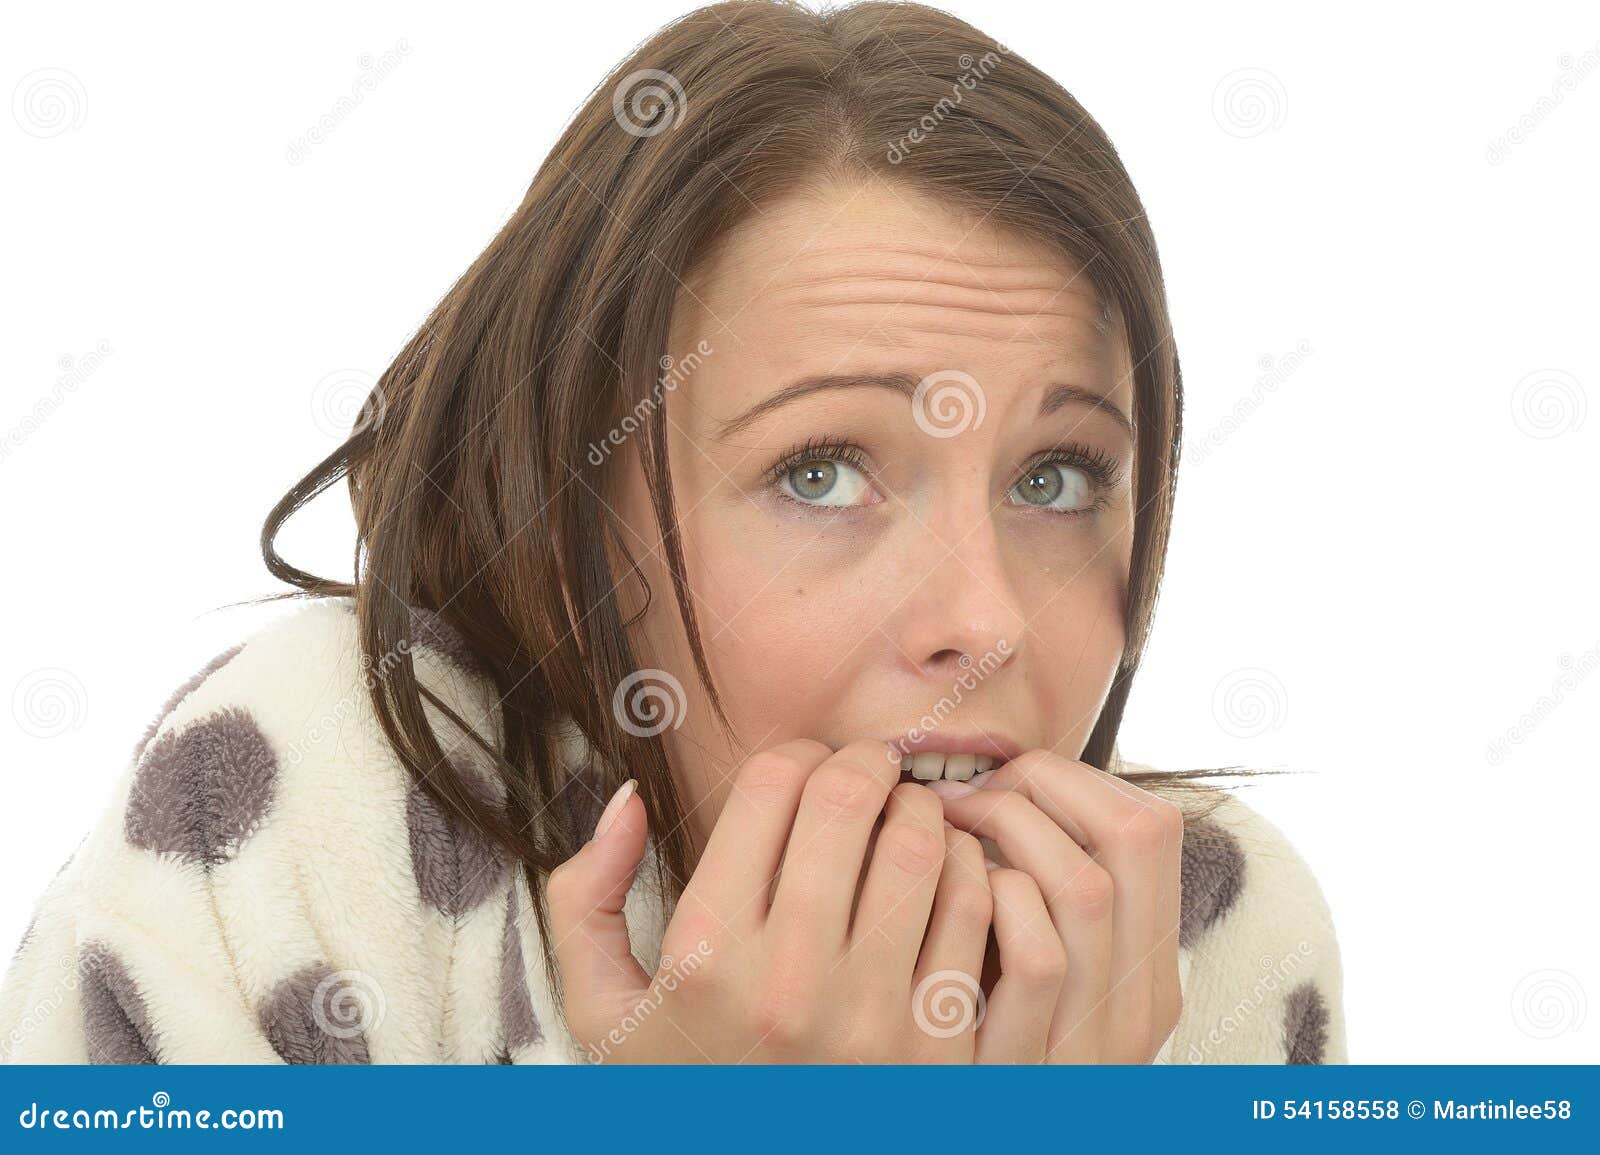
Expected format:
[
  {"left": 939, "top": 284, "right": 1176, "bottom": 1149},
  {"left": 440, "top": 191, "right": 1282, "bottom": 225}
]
[
  {"left": 937, "top": 787, "right": 1114, "bottom": 1057},
  {"left": 913, "top": 825, "right": 993, "bottom": 990},
  {"left": 546, "top": 779, "right": 651, "bottom": 1031},
  {"left": 979, "top": 753, "right": 1182, "bottom": 1059},
  {"left": 677, "top": 739, "right": 833, "bottom": 932},
  {"left": 975, "top": 868, "right": 1063, "bottom": 1064},
  {"left": 848, "top": 783, "right": 947, "bottom": 975},
  {"left": 766, "top": 739, "right": 905, "bottom": 956}
]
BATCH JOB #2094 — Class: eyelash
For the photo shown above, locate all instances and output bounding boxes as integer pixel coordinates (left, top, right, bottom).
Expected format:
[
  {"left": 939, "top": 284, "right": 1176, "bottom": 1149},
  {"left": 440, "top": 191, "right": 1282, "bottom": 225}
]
[{"left": 762, "top": 436, "right": 1125, "bottom": 516}]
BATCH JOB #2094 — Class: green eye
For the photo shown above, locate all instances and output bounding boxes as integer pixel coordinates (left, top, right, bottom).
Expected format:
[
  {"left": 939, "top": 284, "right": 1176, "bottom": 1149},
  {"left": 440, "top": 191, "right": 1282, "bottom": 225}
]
[
  {"left": 1012, "top": 462, "right": 1093, "bottom": 512},
  {"left": 781, "top": 458, "right": 873, "bottom": 507}
]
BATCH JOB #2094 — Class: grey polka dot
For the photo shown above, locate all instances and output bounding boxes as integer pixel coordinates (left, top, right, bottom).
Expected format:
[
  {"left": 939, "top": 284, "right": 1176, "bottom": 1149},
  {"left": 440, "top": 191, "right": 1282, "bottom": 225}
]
[
  {"left": 79, "top": 940, "right": 159, "bottom": 1063},
  {"left": 124, "top": 706, "right": 279, "bottom": 867},
  {"left": 339, "top": 598, "right": 484, "bottom": 680},
  {"left": 497, "top": 884, "right": 542, "bottom": 1061},
  {"left": 130, "top": 644, "right": 245, "bottom": 767},
  {"left": 1283, "top": 981, "right": 1330, "bottom": 1063},
  {"left": 406, "top": 605, "right": 486, "bottom": 680},
  {"left": 1179, "top": 815, "right": 1245, "bottom": 948},
  {"left": 406, "top": 765, "right": 507, "bottom": 917},
  {"left": 554, "top": 754, "right": 610, "bottom": 846},
  {"left": 258, "top": 963, "right": 372, "bottom": 1064}
]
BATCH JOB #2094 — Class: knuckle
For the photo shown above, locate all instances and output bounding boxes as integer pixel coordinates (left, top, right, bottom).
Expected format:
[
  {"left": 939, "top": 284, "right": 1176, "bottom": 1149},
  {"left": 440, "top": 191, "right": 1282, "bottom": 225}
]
[
  {"left": 661, "top": 908, "right": 723, "bottom": 964},
  {"left": 1064, "top": 862, "right": 1115, "bottom": 922},
  {"left": 544, "top": 860, "right": 580, "bottom": 912},
  {"left": 889, "top": 781, "right": 943, "bottom": 825},
  {"left": 1013, "top": 935, "right": 1068, "bottom": 990},
  {"left": 739, "top": 747, "right": 819, "bottom": 799},
  {"left": 1122, "top": 800, "right": 1179, "bottom": 852},
  {"left": 808, "top": 763, "right": 881, "bottom": 820},
  {"left": 750, "top": 974, "right": 818, "bottom": 1048},
  {"left": 945, "top": 877, "right": 994, "bottom": 931},
  {"left": 944, "top": 825, "right": 982, "bottom": 859},
  {"left": 879, "top": 821, "right": 945, "bottom": 876},
  {"left": 999, "top": 748, "right": 1056, "bottom": 783}
]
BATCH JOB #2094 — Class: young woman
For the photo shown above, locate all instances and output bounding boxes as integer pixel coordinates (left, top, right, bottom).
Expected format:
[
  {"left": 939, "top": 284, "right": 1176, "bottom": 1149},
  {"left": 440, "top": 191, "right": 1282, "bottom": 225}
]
[{"left": 1, "top": 0, "right": 1344, "bottom": 1064}]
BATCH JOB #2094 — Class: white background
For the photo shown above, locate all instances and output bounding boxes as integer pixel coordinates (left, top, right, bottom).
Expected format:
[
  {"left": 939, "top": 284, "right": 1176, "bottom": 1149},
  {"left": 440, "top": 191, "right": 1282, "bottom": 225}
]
[{"left": 3, "top": 1, "right": 1597, "bottom": 1062}]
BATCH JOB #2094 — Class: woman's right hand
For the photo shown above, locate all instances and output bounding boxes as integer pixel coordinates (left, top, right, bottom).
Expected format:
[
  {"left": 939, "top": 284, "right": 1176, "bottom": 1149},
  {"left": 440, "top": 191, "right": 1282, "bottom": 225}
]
[{"left": 546, "top": 738, "right": 995, "bottom": 1063}]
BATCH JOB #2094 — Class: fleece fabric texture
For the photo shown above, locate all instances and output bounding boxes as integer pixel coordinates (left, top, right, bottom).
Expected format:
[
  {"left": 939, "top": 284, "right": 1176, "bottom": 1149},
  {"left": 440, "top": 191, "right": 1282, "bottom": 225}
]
[{"left": 0, "top": 597, "right": 1346, "bottom": 1064}]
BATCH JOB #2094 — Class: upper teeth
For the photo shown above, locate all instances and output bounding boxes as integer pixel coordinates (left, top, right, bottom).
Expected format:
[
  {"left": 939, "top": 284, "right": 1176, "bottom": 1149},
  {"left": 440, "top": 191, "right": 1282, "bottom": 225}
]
[{"left": 901, "top": 752, "right": 996, "bottom": 782}]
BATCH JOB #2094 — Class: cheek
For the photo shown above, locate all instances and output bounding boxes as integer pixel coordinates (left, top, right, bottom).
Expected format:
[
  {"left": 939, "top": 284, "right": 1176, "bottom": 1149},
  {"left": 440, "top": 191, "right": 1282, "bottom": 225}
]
[
  {"left": 684, "top": 522, "right": 881, "bottom": 710},
  {"left": 1024, "top": 553, "right": 1128, "bottom": 718}
]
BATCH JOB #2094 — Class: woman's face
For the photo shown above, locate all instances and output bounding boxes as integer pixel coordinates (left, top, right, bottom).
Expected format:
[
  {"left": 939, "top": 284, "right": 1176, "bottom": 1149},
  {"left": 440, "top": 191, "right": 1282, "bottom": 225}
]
[{"left": 609, "top": 177, "right": 1136, "bottom": 850}]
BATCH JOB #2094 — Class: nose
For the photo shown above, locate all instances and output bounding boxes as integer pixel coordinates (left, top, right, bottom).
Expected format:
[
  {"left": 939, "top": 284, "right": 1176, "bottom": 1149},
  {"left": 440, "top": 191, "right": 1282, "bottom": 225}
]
[{"left": 890, "top": 505, "right": 1026, "bottom": 681}]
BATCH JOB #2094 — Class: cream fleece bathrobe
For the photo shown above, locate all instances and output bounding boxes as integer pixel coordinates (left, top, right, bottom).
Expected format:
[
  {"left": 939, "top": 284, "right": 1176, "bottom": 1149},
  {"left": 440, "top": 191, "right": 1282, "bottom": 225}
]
[{"left": 0, "top": 597, "right": 1347, "bottom": 1064}]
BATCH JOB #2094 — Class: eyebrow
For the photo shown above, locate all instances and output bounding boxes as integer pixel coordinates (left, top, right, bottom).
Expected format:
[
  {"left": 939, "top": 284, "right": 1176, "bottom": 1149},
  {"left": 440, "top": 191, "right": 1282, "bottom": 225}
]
[{"left": 711, "top": 372, "right": 1134, "bottom": 441}]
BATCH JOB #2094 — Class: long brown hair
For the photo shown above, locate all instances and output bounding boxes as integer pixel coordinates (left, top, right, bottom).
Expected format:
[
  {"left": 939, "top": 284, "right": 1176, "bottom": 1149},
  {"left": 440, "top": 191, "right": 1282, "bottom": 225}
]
[{"left": 259, "top": 0, "right": 1235, "bottom": 992}]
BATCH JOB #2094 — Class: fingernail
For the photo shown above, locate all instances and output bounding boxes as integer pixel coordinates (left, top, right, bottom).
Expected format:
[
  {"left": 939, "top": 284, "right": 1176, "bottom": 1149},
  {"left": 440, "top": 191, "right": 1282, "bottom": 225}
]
[
  {"left": 970, "top": 770, "right": 996, "bottom": 790},
  {"left": 593, "top": 778, "right": 637, "bottom": 841},
  {"left": 926, "top": 778, "right": 979, "bottom": 800}
]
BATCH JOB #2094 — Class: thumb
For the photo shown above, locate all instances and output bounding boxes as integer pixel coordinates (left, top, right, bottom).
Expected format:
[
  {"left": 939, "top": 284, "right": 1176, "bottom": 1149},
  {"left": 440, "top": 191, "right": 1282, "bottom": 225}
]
[{"left": 547, "top": 778, "right": 652, "bottom": 1024}]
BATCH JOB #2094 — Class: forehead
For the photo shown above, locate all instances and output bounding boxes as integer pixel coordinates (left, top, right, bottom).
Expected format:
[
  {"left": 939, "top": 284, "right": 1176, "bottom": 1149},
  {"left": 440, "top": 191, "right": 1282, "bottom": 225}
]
[{"left": 670, "top": 179, "right": 1124, "bottom": 400}]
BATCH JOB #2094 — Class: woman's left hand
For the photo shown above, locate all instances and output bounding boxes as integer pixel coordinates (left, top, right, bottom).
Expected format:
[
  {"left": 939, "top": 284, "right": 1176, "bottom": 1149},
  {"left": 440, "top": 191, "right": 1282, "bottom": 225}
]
[{"left": 931, "top": 750, "right": 1184, "bottom": 1063}]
